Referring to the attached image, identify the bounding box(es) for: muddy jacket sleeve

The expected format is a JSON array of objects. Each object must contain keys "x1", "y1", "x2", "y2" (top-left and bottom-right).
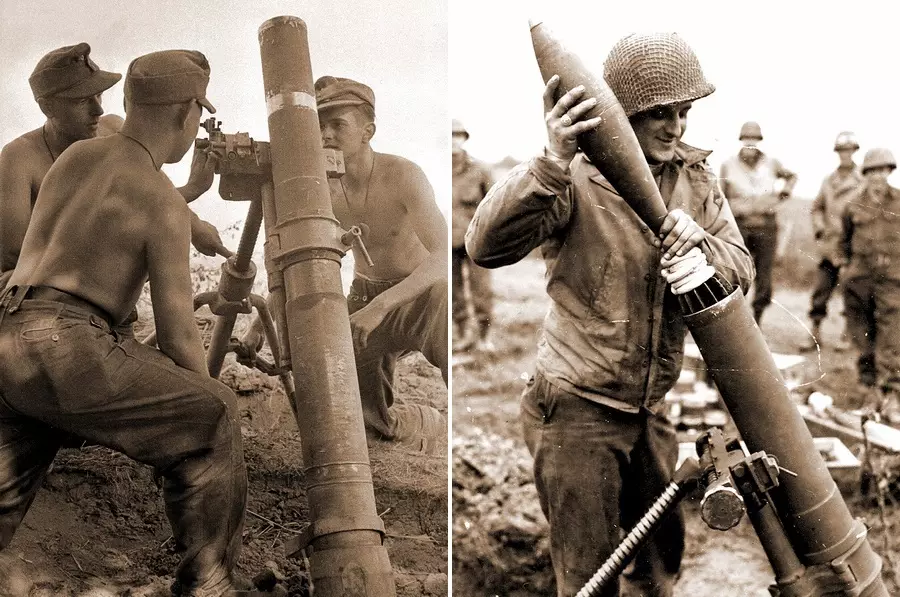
[
  {"x1": 465, "y1": 155, "x2": 573, "y2": 268},
  {"x1": 697, "y1": 171, "x2": 755, "y2": 294}
]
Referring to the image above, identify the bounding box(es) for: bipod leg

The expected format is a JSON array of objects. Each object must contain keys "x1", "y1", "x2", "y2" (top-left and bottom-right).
[{"x1": 249, "y1": 294, "x2": 296, "y2": 410}]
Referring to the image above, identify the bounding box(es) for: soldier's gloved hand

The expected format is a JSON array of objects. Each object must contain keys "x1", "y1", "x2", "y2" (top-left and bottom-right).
[
  {"x1": 655, "y1": 208, "x2": 706, "y2": 259},
  {"x1": 542, "y1": 75, "x2": 603, "y2": 171},
  {"x1": 661, "y1": 247, "x2": 716, "y2": 294}
]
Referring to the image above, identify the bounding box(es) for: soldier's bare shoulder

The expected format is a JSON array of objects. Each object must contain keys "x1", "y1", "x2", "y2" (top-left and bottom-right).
[
  {"x1": 375, "y1": 151, "x2": 424, "y2": 177},
  {"x1": 374, "y1": 151, "x2": 430, "y2": 194},
  {"x1": 0, "y1": 128, "x2": 45, "y2": 162}
]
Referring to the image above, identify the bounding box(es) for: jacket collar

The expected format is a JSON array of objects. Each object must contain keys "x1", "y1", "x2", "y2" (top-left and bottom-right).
[{"x1": 585, "y1": 140, "x2": 711, "y2": 186}]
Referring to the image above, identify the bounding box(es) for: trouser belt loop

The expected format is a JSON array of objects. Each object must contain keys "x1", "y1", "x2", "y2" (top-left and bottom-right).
[{"x1": 5, "y1": 285, "x2": 32, "y2": 314}]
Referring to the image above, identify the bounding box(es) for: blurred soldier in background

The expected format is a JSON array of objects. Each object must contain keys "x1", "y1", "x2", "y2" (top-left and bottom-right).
[
  {"x1": 467, "y1": 33, "x2": 752, "y2": 597},
  {"x1": 452, "y1": 118, "x2": 495, "y2": 352},
  {"x1": 720, "y1": 121, "x2": 797, "y2": 324},
  {"x1": 839, "y1": 148, "x2": 900, "y2": 422},
  {"x1": 800, "y1": 132, "x2": 862, "y2": 351}
]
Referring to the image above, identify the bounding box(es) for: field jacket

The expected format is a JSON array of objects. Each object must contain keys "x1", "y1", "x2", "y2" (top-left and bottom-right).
[
  {"x1": 452, "y1": 152, "x2": 493, "y2": 248},
  {"x1": 466, "y1": 143, "x2": 753, "y2": 413},
  {"x1": 841, "y1": 183, "x2": 900, "y2": 282},
  {"x1": 812, "y1": 166, "x2": 863, "y2": 264}
]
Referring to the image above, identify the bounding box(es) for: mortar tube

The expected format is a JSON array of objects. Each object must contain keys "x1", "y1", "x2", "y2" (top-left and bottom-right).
[
  {"x1": 258, "y1": 16, "x2": 394, "y2": 597},
  {"x1": 531, "y1": 22, "x2": 887, "y2": 595}
]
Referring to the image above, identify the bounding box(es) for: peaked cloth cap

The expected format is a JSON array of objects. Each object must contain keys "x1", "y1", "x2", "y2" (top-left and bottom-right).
[
  {"x1": 315, "y1": 76, "x2": 375, "y2": 112},
  {"x1": 29, "y1": 42, "x2": 121, "y2": 101},
  {"x1": 124, "y1": 50, "x2": 216, "y2": 113}
]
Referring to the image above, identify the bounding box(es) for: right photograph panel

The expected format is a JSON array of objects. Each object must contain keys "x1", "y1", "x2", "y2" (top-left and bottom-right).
[{"x1": 451, "y1": 2, "x2": 900, "y2": 596}]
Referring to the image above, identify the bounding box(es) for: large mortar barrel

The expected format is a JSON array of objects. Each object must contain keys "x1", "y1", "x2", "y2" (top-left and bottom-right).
[
  {"x1": 531, "y1": 20, "x2": 886, "y2": 595},
  {"x1": 258, "y1": 15, "x2": 395, "y2": 596}
]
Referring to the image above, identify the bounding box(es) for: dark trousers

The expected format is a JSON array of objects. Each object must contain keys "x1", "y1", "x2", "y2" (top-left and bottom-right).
[
  {"x1": 808, "y1": 259, "x2": 841, "y2": 324},
  {"x1": 521, "y1": 372, "x2": 683, "y2": 597},
  {"x1": 0, "y1": 294, "x2": 247, "y2": 594},
  {"x1": 452, "y1": 246, "x2": 492, "y2": 335},
  {"x1": 844, "y1": 274, "x2": 900, "y2": 390},
  {"x1": 735, "y1": 217, "x2": 778, "y2": 319},
  {"x1": 347, "y1": 277, "x2": 448, "y2": 439}
]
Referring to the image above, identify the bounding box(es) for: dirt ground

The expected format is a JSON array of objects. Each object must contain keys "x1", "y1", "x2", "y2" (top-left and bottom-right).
[
  {"x1": 452, "y1": 255, "x2": 900, "y2": 597},
  {"x1": 2, "y1": 305, "x2": 448, "y2": 596}
]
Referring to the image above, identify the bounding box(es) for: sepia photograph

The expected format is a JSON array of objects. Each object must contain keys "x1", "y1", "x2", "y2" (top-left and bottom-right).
[
  {"x1": 451, "y1": 0, "x2": 900, "y2": 595},
  {"x1": 0, "y1": 1, "x2": 448, "y2": 595}
]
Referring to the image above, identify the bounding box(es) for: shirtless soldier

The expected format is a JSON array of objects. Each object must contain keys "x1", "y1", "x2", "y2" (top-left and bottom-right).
[
  {"x1": 317, "y1": 76, "x2": 448, "y2": 451},
  {"x1": 0, "y1": 42, "x2": 231, "y2": 291},
  {"x1": 0, "y1": 50, "x2": 248, "y2": 596}
]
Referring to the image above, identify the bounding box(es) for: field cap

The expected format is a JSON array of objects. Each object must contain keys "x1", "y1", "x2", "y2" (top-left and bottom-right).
[
  {"x1": 124, "y1": 50, "x2": 216, "y2": 113},
  {"x1": 315, "y1": 76, "x2": 375, "y2": 112},
  {"x1": 29, "y1": 42, "x2": 121, "y2": 101}
]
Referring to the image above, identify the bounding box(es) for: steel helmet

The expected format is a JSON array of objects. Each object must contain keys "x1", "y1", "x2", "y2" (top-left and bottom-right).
[
  {"x1": 739, "y1": 121, "x2": 763, "y2": 141},
  {"x1": 603, "y1": 32, "x2": 715, "y2": 117},
  {"x1": 833, "y1": 131, "x2": 859, "y2": 152},
  {"x1": 861, "y1": 148, "x2": 897, "y2": 173},
  {"x1": 451, "y1": 118, "x2": 469, "y2": 139}
]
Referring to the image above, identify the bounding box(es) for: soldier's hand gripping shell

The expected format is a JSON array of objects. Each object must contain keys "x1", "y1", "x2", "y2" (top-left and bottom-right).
[
  {"x1": 661, "y1": 246, "x2": 716, "y2": 294},
  {"x1": 543, "y1": 75, "x2": 603, "y2": 170},
  {"x1": 655, "y1": 208, "x2": 706, "y2": 259}
]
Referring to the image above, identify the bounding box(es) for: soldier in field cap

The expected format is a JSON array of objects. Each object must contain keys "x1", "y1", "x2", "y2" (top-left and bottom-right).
[
  {"x1": 314, "y1": 75, "x2": 448, "y2": 454},
  {"x1": 0, "y1": 43, "x2": 231, "y2": 294},
  {"x1": 0, "y1": 49, "x2": 252, "y2": 596},
  {"x1": 245, "y1": 75, "x2": 448, "y2": 454}
]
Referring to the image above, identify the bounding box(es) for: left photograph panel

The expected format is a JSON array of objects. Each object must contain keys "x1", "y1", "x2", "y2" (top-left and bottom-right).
[{"x1": 0, "y1": 1, "x2": 448, "y2": 595}]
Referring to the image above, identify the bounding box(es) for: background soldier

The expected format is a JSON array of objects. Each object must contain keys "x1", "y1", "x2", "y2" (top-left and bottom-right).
[
  {"x1": 801, "y1": 131, "x2": 863, "y2": 351},
  {"x1": 467, "y1": 33, "x2": 752, "y2": 597},
  {"x1": 720, "y1": 121, "x2": 797, "y2": 323},
  {"x1": 840, "y1": 148, "x2": 900, "y2": 422},
  {"x1": 452, "y1": 118, "x2": 495, "y2": 352}
]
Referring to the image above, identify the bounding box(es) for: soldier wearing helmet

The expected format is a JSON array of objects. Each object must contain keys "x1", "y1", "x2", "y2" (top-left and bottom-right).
[
  {"x1": 466, "y1": 32, "x2": 752, "y2": 597},
  {"x1": 0, "y1": 43, "x2": 231, "y2": 292},
  {"x1": 719, "y1": 121, "x2": 798, "y2": 324},
  {"x1": 839, "y1": 147, "x2": 900, "y2": 422},
  {"x1": 451, "y1": 118, "x2": 495, "y2": 351},
  {"x1": 800, "y1": 132, "x2": 863, "y2": 351}
]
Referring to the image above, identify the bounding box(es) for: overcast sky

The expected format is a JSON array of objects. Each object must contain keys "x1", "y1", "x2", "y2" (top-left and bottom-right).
[
  {"x1": 0, "y1": 0, "x2": 449, "y2": 231},
  {"x1": 451, "y1": 0, "x2": 900, "y2": 198}
]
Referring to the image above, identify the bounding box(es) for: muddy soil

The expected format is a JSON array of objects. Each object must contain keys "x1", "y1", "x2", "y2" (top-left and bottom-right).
[
  {"x1": 452, "y1": 256, "x2": 900, "y2": 596},
  {"x1": 2, "y1": 306, "x2": 448, "y2": 596}
]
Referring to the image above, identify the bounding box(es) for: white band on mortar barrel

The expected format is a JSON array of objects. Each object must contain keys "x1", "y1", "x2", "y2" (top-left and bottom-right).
[{"x1": 266, "y1": 91, "x2": 317, "y2": 116}]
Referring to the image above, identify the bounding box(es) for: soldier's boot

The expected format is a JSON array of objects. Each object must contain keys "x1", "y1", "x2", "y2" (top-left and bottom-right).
[
  {"x1": 473, "y1": 321, "x2": 496, "y2": 354},
  {"x1": 799, "y1": 321, "x2": 822, "y2": 352},
  {"x1": 834, "y1": 329, "x2": 851, "y2": 352},
  {"x1": 454, "y1": 321, "x2": 475, "y2": 352}
]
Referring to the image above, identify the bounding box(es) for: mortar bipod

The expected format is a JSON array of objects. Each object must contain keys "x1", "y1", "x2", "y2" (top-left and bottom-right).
[
  {"x1": 577, "y1": 427, "x2": 884, "y2": 597},
  {"x1": 141, "y1": 122, "x2": 365, "y2": 410}
]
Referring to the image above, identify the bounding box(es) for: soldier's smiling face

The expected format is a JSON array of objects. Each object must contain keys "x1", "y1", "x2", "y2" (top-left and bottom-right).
[{"x1": 629, "y1": 101, "x2": 692, "y2": 165}]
